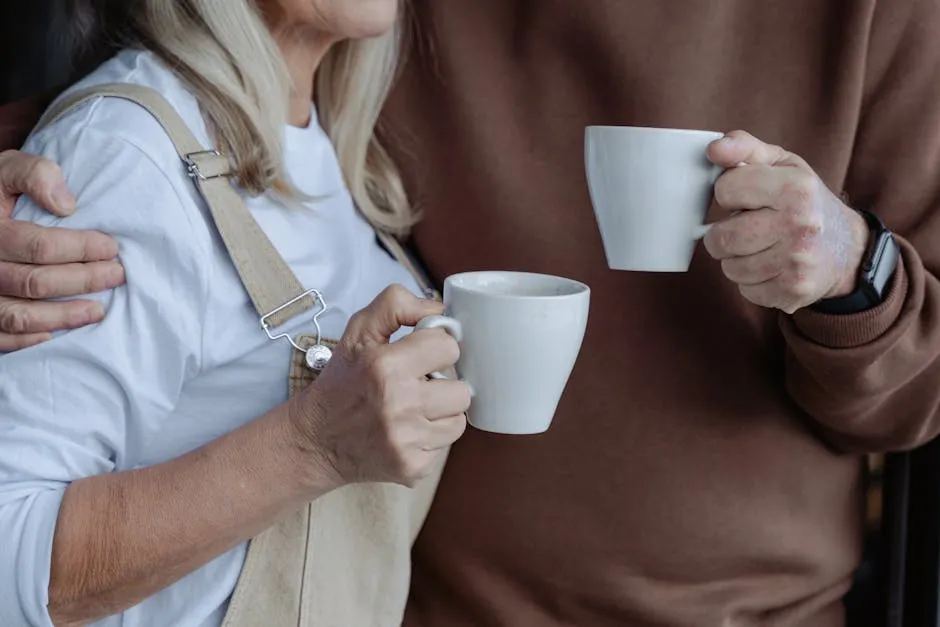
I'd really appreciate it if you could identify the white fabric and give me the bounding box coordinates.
[0,49,422,627]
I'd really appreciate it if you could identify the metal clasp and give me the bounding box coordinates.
[260,289,333,371]
[183,150,228,181]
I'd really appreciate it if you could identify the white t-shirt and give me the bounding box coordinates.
[0,49,423,627]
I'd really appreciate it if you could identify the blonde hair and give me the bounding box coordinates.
[118,1,414,232]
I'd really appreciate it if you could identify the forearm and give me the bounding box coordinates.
[48,404,332,626]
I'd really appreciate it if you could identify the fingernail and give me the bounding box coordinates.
[84,302,105,324]
[107,264,126,287]
[52,181,76,215]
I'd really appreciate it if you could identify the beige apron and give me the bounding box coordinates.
[38,83,445,627]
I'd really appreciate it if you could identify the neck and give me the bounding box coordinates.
[271,26,334,127]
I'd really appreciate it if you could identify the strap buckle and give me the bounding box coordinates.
[183,150,229,181]
[260,288,333,371]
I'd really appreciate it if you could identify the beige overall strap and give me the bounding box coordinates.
[37,83,312,327]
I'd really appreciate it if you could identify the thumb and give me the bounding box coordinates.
[345,285,444,346]
[0,151,77,218]
[706,130,803,169]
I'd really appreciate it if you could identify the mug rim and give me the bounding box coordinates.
[444,271,590,300]
[585,125,724,139]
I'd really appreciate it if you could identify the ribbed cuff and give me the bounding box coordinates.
[788,257,908,349]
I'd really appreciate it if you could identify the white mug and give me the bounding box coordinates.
[415,271,590,435]
[585,125,724,272]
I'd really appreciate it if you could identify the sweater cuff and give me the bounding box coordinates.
[788,253,909,350]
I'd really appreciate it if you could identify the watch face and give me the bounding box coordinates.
[866,230,900,298]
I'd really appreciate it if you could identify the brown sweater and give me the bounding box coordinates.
[380,1,940,626]
[0,93,50,151]
[1,2,939,625]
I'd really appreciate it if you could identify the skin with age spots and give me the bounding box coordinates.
[704,130,869,314]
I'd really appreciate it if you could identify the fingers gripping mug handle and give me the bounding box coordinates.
[692,223,715,240]
[693,210,743,240]
[695,162,749,240]
[414,315,464,382]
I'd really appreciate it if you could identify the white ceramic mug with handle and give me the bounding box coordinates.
[415,271,590,435]
[585,125,725,272]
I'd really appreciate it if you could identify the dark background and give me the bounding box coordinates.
[0,0,72,106]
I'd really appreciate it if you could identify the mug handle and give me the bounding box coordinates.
[695,210,744,239]
[693,161,748,240]
[414,316,473,393]
[692,223,716,240]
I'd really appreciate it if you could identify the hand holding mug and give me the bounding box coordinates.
[703,131,869,314]
[584,125,870,314]
[416,271,590,435]
[288,285,470,488]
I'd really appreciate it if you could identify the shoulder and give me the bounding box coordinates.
[15,49,216,259]
[10,52,219,336]
[25,49,211,185]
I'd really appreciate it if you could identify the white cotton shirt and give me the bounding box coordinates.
[0,49,423,627]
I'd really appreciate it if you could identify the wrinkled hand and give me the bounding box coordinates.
[0,150,125,350]
[703,131,869,314]
[288,285,470,488]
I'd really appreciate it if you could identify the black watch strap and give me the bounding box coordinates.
[810,210,899,315]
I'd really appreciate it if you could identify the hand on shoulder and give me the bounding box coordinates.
[0,150,125,350]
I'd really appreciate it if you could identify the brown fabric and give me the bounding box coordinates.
[0,92,54,150]
[383,1,940,626]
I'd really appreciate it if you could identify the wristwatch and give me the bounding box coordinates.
[810,210,900,315]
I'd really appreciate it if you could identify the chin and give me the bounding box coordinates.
[340,0,399,39]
